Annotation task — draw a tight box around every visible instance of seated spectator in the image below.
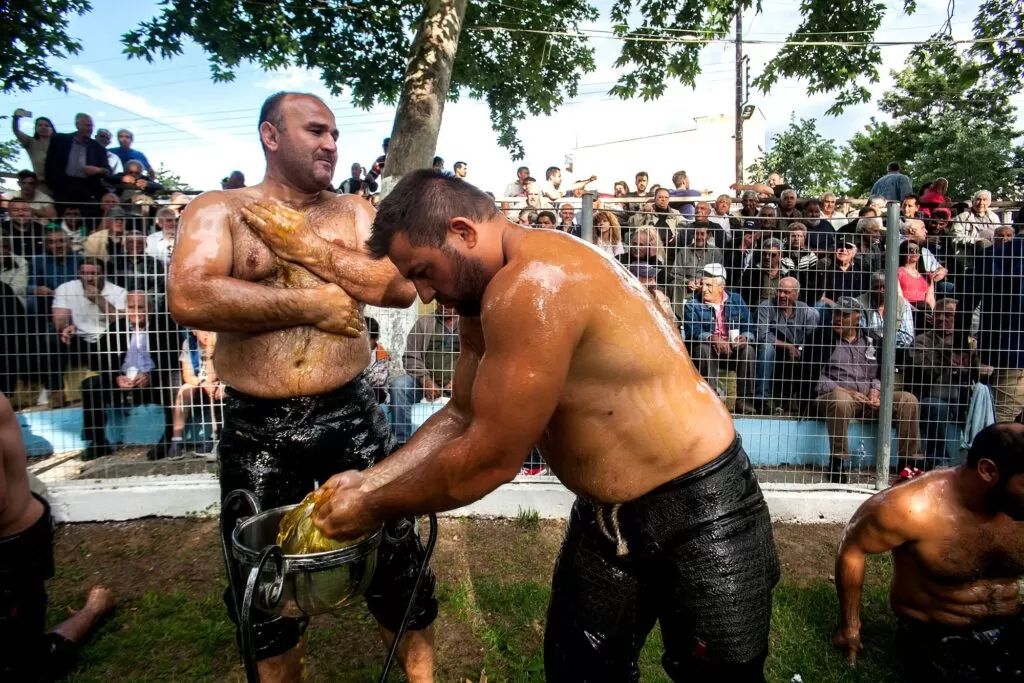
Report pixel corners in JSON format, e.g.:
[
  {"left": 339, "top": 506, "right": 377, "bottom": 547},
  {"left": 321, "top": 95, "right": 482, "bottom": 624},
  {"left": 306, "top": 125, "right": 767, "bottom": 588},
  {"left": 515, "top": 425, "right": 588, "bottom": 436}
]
[
  {"left": 992, "top": 225, "right": 1016, "bottom": 249},
  {"left": 83, "top": 207, "right": 126, "bottom": 262},
  {"left": 736, "top": 190, "right": 760, "bottom": 218},
  {"left": 503, "top": 166, "right": 530, "bottom": 199},
  {"left": 364, "top": 316, "right": 392, "bottom": 405},
  {"left": 108, "top": 231, "right": 166, "bottom": 305},
  {"left": 536, "top": 210, "right": 557, "bottom": 229},
  {"left": 591, "top": 210, "right": 624, "bottom": 256},
  {"left": 754, "top": 276, "right": 819, "bottom": 414},
  {"left": 389, "top": 303, "right": 460, "bottom": 444},
  {"left": 683, "top": 264, "right": 756, "bottom": 414},
  {"left": 98, "top": 192, "right": 120, "bottom": 220},
  {"left": 0, "top": 237, "right": 29, "bottom": 308},
  {"left": 4, "top": 170, "right": 56, "bottom": 222},
  {"left": 918, "top": 177, "right": 948, "bottom": 216},
  {"left": 671, "top": 222, "right": 723, "bottom": 310},
  {"left": 523, "top": 178, "right": 549, "bottom": 209},
  {"left": 725, "top": 224, "right": 762, "bottom": 286},
  {"left": 897, "top": 241, "right": 936, "bottom": 310},
  {"left": 843, "top": 217, "right": 883, "bottom": 274},
  {"left": 739, "top": 237, "right": 784, "bottom": 308},
  {"left": 857, "top": 271, "right": 915, "bottom": 351},
  {"left": 801, "top": 199, "right": 834, "bottom": 252},
  {"left": 900, "top": 194, "right": 924, "bottom": 222},
  {"left": 52, "top": 258, "right": 128, "bottom": 371},
  {"left": 93, "top": 128, "right": 124, "bottom": 175},
  {"left": 953, "top": 189, "right": 1000, "bottom": 248},
  {"left": 813, "top": 235, "right": 868, "bottom": 325},
  {"left": 29, "top": 229, "right": 81, "bottom": 316},
  {"left": 628, "top": 264, "right": 675, "bottom": 324},
  {"left": 167, "top": 192, "right": 191, "bottom": 216},
  {"left": 780, "top": 223, "right": 818, "bottom": 292},
  {"left": 708, "top": 194, "right": 738, "bottom": 245},
  {"left": 907, "top": 298, "right": 977, "bottom": 468},
  {"left": 58, "top": 206, "right": 87, "bottom": 250},
  {"left": 901, "top": 218, "right": 953, "bottom": 295},
  {"left": 517, "top": 208, "right": 537, "bottom": 227},
  {"left": 79, "top": 291, "right": 178, "bottom": 461},
  {"left": 3, "top": 197, "right": 47, "bottom": 259},
  {"left": 558, "top": 203, "right": 581, "bottom": 237},
  {"left": 170, "top": 328, "right": 222, "bottom": 459},
  {"left": 777, "top": 189, "right": 802, "bottom": 230},
  {"left": 756, "top": 205, "right": 780, "bottom": 240},
  {"left": 617, "top": 226, "right": 669, "bottom": 290},
  {"left": 628, "top": 188, "right": 681, "bottom": 258},
  {"left": 145, "top": 207, "right": 177, "bottom": 265},
  {"left": 117, "top": 159, "right": 163, "bottom": 203},
  {"left": 807, "top": 297, "right": 923, "bottom": 482},
  {"left": 821, "top": 192, "right": 848, "bottom": 229},
  {"left": 0, "top": 277, "right": 63, "bottom": 405}
]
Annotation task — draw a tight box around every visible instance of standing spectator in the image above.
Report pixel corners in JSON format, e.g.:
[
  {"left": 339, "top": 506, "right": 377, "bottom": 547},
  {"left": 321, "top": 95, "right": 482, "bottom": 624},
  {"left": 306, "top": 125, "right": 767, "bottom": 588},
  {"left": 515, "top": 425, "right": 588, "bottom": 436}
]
[
  {"left": 79, "top": 291, "right": 178, "bottom": 461},
  {"left": 953, "top": 190, "right": 1001, "bottom": 247},
  {"left": 754, "top": 276, "right": 819, "bottom": 413},
  {"left": 777, "top": 189, "right": 802, "bottom": 230},
  {"left": 683, "top": 264, "right": 757, "bottom": 414},
  {"left": 28, "top": 230, "right": 81, "bottom": 317},
  {"left": 111, "top": 129, "right": 155, "bottom": 178},
  {"left": 43, "top": 113, "right": 109, "bottom": 214},
  {"left": 625, "top": 171, "right": 652, "bottom": 219},
  {"left": 84, "top": 207, "right": 127, "bottom": 263},
  {"left": 364, "top": 136, "right": 388, "bottom": 188},
  {"left": 2, "top": 198, "right": 47, "bottom": 259},
  {"left": 364, "top": 317, "right": 392, "bottom": 405},
  {"left": 870, "top": 161, "right": 913, "bottom": 202},
  {"left": 339, "top": 162, "right": 377, "bottom": 194},
  {"left": 781, "top": 223, "right": 819, "bottom": 293},
  {"left": 901, "top": 195, "right": 924, "bottom": 222},
  {"left": 145, "top": 207, "right": 178, "bottom": 265},
  {"left": 431, "top": 156, "right": 453, "bottom": 178},
  {"left": 907, "top": 298, "right": 977, "bottom": 467},
  {"left": 388, "top": 303, "right": 460, "bottom": 444},
  {"left": 171, "top": 328, "right": 223, "bottom": 458},
  {"left": 591, "top": 210, "right": 623, "bottom": 257},
  {"left": 731, "top": 172, "right": 791, "bottom": 200},
  {"left": 671, "top": 222, "right": 723, "bottom": 309},
  {"left": 4, "top": 171, "right": 56, "bottom": 222},
  {"left": 93, "top": 129, "right": 124, "bottom": 176},
  {"left": 918, "top": 177, "right": 949, "bottom": 217},
  {"left": 11, "top": 109, "right": 55, "bottom": 187},
  {"left": 897, "top": 241, "right": 936, "bottom": 311},
  {"left": 809, "top": 297, "right": 923, "bottom": 482},
  {"left": 503, "top": 166, "right": 530, "bottom": 198},
  {"left": 538, "top": 167, "right": 565, "bottom": 204},
  {"left": 668, "top": 170, "right": 701, "bottom": 219},
  {"left": 452, "top": 161, "right": 468, "bottom": 179}
]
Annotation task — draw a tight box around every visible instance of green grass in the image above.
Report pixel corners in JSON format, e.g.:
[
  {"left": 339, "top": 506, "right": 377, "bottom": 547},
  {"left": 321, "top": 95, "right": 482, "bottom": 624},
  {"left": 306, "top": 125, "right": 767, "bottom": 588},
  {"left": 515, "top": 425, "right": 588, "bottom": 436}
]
[{"left": 514, "top": 507, "right": 541, "bottom": 530}]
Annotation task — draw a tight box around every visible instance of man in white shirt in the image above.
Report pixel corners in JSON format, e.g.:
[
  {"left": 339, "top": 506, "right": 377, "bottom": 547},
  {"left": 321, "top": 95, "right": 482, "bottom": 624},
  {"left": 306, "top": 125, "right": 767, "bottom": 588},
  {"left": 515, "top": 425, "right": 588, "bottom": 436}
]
[
  {"left": 94, "top": 129, "right": 125, "bottom": 176},
  {"left": 537, "top": 166, "right": 565, "bottom": 204},
  {"left": 52, "top": 258, "right": 128, "bottom": 349},
  {"left": 954, "top": 189, "right": 1002, "bottom": 248},
  {"left": 145, "top": 207, "right": 178, "bottom": 265},
  {"left": 503, "top": 166, "right": 530, "bottom": 198}
]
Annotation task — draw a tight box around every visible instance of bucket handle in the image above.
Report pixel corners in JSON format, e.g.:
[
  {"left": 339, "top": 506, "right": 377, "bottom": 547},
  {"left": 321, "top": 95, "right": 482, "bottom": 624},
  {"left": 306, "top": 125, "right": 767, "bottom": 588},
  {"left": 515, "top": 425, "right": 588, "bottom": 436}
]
[{"left": 240, "top": 545, "right": 284, "bottom": 683}]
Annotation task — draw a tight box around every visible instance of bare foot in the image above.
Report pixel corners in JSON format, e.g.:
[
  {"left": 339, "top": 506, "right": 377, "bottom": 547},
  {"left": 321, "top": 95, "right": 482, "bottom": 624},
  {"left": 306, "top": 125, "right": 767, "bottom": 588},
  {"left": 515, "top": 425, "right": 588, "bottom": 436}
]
[{"left": 84, "top": 585, "right": 116, "bottom": 617}]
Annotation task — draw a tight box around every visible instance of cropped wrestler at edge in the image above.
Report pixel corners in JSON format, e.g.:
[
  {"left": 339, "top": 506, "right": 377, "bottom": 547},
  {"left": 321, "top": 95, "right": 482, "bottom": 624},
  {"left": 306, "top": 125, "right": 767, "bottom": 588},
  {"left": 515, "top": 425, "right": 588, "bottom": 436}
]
[
  {"left": 167, "top": 92, "right": 437, "bottom": 683},
  {"left": 271, "top": 169, "right": 781, "bottom": 681},
  {"left": 834, "top": 421, "right": 1024, "bottom": 682}
]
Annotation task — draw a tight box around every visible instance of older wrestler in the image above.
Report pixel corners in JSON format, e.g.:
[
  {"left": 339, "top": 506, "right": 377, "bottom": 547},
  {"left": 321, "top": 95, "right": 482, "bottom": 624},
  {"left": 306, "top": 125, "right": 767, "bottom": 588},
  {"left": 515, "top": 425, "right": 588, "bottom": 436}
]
[
  {"left": 168, "top": 92, "right": 435, "bottom": 683},
  {"left": 834, "top": 422, "right": 1024, "bottom": 682},
  {"left": 280, "top": 170, "right": 781, "bottom": 681}
]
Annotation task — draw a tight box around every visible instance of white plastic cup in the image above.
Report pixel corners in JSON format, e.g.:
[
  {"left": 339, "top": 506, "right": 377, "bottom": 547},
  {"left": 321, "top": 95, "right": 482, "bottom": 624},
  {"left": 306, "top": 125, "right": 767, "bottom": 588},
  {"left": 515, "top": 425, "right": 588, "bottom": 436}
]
[
  {"left": 125, "top": 366, "right": 139, "bottom": 381},
  {"left": 728, "top": 328, "right": 740, "bottom": 343}
]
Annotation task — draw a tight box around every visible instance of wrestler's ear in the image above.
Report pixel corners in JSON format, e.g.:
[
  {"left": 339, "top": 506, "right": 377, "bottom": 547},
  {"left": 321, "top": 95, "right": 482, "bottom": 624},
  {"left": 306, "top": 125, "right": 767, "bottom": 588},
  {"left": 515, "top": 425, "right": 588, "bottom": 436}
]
[
  {"left": 259, "top": 121, "right": 280, "bottom": 153},
  {"left": 977, "top": 458, "right": 1000, "bottom": 484},
  {"left": 448, "top": 217, "right": 479, "bottom": 248}
]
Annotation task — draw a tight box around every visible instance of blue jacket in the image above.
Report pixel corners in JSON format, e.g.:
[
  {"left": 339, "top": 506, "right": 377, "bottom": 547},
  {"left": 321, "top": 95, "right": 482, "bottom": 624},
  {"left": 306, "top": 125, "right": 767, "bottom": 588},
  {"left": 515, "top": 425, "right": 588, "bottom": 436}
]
[{"left": 683, "top": 291, "right": 755, "bottom": 342}]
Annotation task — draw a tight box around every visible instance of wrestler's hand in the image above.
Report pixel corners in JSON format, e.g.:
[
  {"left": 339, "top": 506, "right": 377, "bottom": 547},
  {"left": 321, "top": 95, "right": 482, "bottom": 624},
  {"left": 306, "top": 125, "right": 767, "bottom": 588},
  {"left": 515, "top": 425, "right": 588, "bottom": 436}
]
[
  {"left": 313, "top": 471, "right": 379, "bottom": 541},
  {"left": 315, "top": 283, "right": 364, "bottom": 338},
  {"left": 833, "top": 626, "right": 863, "bottom": 666},
  {"left": 240, "top": 201, "right": 325, "bottom": 265}
]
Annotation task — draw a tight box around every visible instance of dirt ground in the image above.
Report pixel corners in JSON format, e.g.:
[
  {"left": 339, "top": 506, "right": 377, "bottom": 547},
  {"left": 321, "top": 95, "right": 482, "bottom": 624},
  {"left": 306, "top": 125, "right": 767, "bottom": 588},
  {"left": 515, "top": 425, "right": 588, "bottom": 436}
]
[{"left": 47, "top": 518, "right": 863, "bottom": 682}]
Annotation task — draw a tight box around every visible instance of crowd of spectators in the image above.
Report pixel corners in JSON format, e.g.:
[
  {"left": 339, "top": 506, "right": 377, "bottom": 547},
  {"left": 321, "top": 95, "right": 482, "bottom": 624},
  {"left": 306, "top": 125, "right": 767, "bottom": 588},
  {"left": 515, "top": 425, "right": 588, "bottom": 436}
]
[{"left": 4, "top": 114, "right": 1024, "bottom": 482}]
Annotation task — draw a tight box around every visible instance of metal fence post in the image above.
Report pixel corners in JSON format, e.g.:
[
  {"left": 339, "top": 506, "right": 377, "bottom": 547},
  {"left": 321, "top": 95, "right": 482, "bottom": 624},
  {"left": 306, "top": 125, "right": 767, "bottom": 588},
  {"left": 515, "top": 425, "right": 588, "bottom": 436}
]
[
  {"left": 876, "top": 201, "right": 901, "bottom": 489},
  {"left": 581, "top": 192, "right": 595, "bottom": 244}
]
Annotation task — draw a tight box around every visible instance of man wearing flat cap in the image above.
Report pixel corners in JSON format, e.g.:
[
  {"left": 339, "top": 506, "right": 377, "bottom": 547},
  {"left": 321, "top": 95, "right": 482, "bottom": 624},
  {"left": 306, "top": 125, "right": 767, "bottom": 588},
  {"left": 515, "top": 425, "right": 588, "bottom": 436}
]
[{"left": 804, "top": 296, "right": 924, "bottom": 483}]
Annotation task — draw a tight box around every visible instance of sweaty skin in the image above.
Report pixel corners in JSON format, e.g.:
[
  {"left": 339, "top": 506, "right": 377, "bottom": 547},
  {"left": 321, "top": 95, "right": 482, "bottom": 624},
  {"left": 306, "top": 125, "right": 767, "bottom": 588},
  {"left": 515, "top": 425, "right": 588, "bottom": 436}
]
[
  {"left": 169, "top": 189, "right": 411, "bottom": 398},
  {"left": 0, "top": 394, "right": 43, "bottom": 539},
  {"left": 315, "top": 227, "right": 738, "bottom": 538},
  {"left": 834, "top": 469, "right": 1024, "bottom": 664}
]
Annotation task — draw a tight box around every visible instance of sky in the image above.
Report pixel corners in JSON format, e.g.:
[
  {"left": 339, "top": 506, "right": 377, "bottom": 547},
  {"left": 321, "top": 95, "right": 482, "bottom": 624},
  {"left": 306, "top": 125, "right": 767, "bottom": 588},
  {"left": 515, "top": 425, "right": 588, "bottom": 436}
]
[{"left": 2, "top": 0, "right": 1019, "bottom": 196}]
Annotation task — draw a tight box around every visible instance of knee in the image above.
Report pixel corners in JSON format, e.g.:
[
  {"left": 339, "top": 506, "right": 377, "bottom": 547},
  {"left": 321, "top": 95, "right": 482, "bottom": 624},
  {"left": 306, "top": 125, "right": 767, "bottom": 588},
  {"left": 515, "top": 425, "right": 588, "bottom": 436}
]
[
  {"left": 757, "top": 344, "right": 775, "bottom": 363},
  {"left": 894, "top": 391, "right": 919, "bottom": 409},
  {"left": 391, "top": 374, "right": 416, "bottom": 393},
  {"left": 693, "top": 343, "right": 713, "bottom": 361},
  {"left": 736, "top": 344, "right": 756, "bottom": 362}
]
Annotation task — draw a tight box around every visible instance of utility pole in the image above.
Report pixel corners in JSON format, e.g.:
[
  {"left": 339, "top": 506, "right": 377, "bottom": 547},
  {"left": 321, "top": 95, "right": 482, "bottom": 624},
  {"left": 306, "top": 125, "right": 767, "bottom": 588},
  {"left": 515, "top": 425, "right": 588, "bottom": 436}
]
[{"left": 734, "top": 4, "right": 744, "bottom": 193}]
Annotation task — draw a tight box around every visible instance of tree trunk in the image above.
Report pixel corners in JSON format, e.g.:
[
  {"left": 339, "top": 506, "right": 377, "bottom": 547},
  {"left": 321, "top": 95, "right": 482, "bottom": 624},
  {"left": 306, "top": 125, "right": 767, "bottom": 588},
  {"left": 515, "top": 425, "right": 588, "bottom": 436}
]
[{"left": 380, "top": 0, "right": 468, "bottom": 198}]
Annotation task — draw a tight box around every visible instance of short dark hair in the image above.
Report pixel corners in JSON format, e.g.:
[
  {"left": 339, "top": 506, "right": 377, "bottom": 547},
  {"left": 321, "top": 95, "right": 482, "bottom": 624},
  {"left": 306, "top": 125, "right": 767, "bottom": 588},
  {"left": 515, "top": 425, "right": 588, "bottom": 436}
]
[
  {"left": 524, "top": 176, "right": 537, "bottom": 184},
  {"left": 365, "top": 315, "right": 380, "bottom": 340},
  {"left": 537, "top": 210, "right": 557, "bottom": 224},
  {"left": 516, "top": 166, "right": 529, "bottom": 175},
  {"left": 80, "top": 257, "right": 105, "bottom": 273},
  {"left": 545, "top": 166, "right": 560, "bottom": 180},
  {"left": 887, "top": 161, "right": 901, "bottom": 173},
  {"left": 903, "top": 193, "right": 919, "bottom": 203},
  {"left": 7, "top": 196, "right": 28, "bottom": 207},
  {"left": 454, "top": 161, "right": 467, "bottom": 171},
  {"left": 17, "top": 169, "right": 37, "bottom": 181},
  {"left": 967, "top": 423, "right": 1024, "bottom": 476},
  {"left": 432, "top": 156, "right": 444, "bottom": 166},
  {"left": 258, "top": 91, "right": 327, "bottom": 153},
  {"left": 366, "top": 168, "right": 501, "bottom": 259},
  {"left": 636, "top": 171, "right": 649, "bottom": 180}
]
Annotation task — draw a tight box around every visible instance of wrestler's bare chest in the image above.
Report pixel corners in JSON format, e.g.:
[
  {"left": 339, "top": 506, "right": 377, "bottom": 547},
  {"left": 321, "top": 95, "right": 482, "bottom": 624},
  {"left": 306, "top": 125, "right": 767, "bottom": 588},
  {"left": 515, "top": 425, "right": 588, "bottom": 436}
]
[{"left": 907, "top": 517, "right": 1024, "bottom": 584}]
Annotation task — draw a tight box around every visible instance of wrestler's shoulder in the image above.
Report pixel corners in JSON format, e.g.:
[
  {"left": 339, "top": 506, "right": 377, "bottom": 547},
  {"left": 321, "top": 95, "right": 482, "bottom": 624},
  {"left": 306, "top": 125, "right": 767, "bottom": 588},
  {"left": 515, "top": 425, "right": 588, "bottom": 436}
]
[
  {"left": 318, "top": 191, "right": 374, "bottom": 215},
  {"left": 863, "top": 471, "right": 951, "bottom": 527},
  {"left": 181, "top": 188, "right": 260, "bottom": 214}
]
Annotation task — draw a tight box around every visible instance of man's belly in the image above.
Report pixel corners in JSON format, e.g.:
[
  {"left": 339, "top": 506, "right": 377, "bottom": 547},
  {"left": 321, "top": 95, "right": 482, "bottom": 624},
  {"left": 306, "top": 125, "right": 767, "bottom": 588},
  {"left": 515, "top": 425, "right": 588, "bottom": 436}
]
[
  {"left": 892, "top": 573, "right": 1022, "bottom": 626},
  {"left": 215, "top": 327, "right": 371, "bottom": 399}
]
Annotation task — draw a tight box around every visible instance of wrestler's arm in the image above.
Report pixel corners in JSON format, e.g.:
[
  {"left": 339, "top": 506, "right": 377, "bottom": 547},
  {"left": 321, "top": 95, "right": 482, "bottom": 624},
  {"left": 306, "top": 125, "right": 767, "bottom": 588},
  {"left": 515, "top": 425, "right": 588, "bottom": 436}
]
[
  {"left": 835, "top": 490, "right": 916, "bottom": 645},
  {"left": 167, "top": 192, "right": 331, "bottom": 333},
  {"left": 315, "top": 271, "right": 581, "bottom": 537},
  {"left": 293, "top": 198, "right": 415, "bottom": 308}
]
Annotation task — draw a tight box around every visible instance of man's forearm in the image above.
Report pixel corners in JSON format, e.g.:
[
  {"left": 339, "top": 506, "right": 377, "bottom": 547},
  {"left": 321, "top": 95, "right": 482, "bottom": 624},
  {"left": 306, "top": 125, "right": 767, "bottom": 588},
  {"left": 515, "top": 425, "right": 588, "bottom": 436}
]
[
  {"left": 361, "top": 410, "right": 517, "bottom": 519},
  {"left": 168, "top": 277, "right": 321, "bottom": 332},
  {"left": 303, "top": 243, "right": 415, "bottom": 308},
  {"left": 836, "top": 550, "right": 866, "bottom": 630}
]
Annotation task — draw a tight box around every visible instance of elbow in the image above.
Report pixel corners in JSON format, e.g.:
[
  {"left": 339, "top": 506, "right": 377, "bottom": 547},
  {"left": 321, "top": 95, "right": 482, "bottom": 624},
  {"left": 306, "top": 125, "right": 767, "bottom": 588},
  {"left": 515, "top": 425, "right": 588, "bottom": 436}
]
[
  {"left": 167, "top": 280, "right": 208, "bottom": 328},
  {"left": 382, "top": 280, "right": 417, "bottom": 309}
]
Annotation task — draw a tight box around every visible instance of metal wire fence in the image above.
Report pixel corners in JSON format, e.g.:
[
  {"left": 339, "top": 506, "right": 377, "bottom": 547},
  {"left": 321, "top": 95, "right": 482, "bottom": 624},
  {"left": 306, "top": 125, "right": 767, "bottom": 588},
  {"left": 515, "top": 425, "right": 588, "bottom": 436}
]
[{"left": 4, "top": 193, "right": 1022, "bottom": 490}]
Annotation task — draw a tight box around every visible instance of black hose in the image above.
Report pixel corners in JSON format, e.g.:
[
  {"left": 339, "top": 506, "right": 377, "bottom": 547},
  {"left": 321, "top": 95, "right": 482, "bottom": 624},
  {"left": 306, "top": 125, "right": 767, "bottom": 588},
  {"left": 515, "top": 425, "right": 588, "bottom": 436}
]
[{"left": 378, "top": 513, "right": 438, "bottom": 682}]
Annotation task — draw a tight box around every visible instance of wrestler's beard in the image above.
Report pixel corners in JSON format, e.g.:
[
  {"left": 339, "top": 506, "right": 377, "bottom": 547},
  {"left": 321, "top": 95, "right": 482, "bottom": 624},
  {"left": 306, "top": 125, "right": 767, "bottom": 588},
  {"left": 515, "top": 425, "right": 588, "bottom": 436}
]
[
  {"left": 441, "top": 245, "right": 487, "bottom": 317},
  {"left": 987, "top": 482, "right": 1024, "bottom": 521}
]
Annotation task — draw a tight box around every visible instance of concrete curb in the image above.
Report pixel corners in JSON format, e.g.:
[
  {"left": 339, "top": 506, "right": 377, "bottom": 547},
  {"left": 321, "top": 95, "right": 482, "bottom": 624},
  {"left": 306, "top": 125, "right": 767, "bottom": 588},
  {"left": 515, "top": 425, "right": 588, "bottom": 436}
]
[{"left": 48, "top": 474, "right": 872, "bottom": 524}]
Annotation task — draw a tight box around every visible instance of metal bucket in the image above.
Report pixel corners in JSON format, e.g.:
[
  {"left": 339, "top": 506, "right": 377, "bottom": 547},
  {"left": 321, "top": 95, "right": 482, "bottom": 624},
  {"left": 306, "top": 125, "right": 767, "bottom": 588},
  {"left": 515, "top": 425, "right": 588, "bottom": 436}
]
[{"left": 230, "top": 504, "right": 381, "bottom": 618}]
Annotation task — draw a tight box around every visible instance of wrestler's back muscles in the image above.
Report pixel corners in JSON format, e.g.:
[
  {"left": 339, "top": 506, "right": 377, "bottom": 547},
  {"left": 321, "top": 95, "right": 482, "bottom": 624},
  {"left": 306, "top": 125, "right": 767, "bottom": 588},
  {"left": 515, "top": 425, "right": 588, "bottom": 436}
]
[
  {"left": 0, "top": 394, "right": 43, "bottom": 537},
  {"left": 465, "top": 230, "right": 737, "bottom": 503},
  {"left": 186, "top": 188, "right": 372, "bottom": 399}
]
